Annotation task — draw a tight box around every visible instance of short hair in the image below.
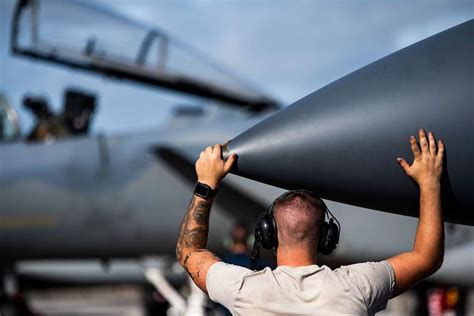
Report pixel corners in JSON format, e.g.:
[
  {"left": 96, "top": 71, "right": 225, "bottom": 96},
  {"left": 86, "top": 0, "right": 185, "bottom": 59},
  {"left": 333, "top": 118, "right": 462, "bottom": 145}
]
[{"left": 273, "top": 190, "right": 326, "bottom": 249}]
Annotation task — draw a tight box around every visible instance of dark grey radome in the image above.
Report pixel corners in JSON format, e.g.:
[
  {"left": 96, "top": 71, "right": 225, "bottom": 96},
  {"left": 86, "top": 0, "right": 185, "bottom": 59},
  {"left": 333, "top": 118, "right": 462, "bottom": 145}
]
[{"left": 224, "top": 20, "right": 473, "bottom": 226}]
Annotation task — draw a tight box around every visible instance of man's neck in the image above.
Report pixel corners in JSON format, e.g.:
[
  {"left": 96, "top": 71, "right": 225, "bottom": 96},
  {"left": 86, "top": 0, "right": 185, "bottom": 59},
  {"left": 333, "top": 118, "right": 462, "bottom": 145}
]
[{"left": 276, "top": 247, "right": 317, "bottom": 267}]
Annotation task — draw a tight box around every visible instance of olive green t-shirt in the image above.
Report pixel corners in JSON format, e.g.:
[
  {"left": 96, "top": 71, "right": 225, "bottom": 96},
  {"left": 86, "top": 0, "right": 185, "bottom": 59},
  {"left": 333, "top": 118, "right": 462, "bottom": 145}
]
[{"left": 206, "top": 261, "right": 394, "bottom": 315}]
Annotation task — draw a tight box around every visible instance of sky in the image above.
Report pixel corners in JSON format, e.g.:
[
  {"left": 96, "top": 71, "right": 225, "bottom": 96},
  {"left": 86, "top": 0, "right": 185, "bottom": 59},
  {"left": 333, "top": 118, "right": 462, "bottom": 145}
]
[{"left": 0, "top": 0, "right": 472, "bottom": 135}]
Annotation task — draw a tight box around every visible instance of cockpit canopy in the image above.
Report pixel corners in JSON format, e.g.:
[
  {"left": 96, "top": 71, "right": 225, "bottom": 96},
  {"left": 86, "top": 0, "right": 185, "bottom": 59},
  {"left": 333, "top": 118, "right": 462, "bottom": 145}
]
[{"left": 11, "top": 0, "right": 279, "bottom": 113}]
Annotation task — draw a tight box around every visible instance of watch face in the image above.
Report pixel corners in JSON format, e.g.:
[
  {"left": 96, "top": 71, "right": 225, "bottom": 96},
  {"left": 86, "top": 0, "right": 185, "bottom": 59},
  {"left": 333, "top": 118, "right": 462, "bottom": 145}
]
[{"left": 195, "top": 183, "right": 210, "bottom": 197}]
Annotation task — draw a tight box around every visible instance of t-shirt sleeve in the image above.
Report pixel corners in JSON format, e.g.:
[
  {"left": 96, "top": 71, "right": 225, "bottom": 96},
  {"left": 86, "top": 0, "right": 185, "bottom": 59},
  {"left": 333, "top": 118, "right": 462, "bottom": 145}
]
[
  {"left": 341, "top": 261, "right": 395, "bottom": 314},
  {"left": 206, "top": 261, "right": 252, "bottom": 311}
]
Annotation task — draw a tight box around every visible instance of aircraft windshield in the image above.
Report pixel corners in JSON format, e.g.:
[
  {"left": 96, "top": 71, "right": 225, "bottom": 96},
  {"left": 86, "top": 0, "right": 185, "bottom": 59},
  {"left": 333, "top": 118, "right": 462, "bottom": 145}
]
[{"left": 12, "top": 0, "right": 278, "bottom": 111}]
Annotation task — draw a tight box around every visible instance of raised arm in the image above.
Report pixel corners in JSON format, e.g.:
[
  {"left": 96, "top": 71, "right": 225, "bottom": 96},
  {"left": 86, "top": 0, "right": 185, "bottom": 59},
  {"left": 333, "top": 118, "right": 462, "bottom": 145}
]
[
  {"left": 387, "top": 129, "right": 444, "bottom": 297},
  {"left": 176, "top": 144, "right": 237, "bottom": 293}
]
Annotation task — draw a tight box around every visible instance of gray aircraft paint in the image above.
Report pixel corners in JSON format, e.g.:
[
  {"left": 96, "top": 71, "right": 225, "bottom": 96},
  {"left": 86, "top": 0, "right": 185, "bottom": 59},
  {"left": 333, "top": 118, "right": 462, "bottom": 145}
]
[
  {"left": 225, "top": 20, "right": 474, "bottom": 226},
  {"left": 0, "top": 111, "right": 264, "bottom": 259}
]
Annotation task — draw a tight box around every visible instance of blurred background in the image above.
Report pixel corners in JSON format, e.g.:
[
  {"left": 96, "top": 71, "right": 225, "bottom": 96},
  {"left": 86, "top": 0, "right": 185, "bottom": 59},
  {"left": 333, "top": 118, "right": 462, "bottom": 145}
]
[{"left": 0, "top": 0, "right": 473, "bottom": 315}]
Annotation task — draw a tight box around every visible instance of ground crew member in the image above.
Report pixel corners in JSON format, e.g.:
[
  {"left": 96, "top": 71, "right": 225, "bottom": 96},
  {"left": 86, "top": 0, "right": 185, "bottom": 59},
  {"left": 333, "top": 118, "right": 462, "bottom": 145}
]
[{"left": 176, "top": 129, "right": 444, "bottom": 315}]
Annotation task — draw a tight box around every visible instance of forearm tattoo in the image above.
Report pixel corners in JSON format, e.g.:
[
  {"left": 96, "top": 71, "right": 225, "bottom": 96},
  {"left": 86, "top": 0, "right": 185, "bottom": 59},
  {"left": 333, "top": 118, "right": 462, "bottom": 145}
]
[{"left": 176, "top": 195, "right": 212, "bottom": 265}]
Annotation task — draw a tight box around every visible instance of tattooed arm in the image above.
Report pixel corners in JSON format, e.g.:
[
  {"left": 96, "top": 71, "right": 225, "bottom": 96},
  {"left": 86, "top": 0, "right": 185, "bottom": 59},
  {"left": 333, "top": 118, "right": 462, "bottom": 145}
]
[
  {"left": 176, "top": 195, "right": 219, "bottom": 293},
  {"left": 176, "top": 144, "right": 237, "bottom": 293}
]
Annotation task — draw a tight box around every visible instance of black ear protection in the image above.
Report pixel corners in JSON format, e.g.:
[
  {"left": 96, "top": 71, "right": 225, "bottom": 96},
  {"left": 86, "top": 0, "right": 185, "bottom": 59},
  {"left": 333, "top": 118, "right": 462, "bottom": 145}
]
[{"left": 250, "top": 190, "right": 340, "bottom": 270}]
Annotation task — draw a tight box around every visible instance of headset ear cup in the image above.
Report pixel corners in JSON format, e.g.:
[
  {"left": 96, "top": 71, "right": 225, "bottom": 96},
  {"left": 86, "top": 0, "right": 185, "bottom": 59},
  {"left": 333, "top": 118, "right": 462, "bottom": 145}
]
[
  {"left": 270, "top": 214, "right": 278, "bottom": 248},
  {"left": 328, "top": 220, "right": 339, "bottom": 253},
  {"left": 320, "top": 219, "right": 339, "bottom": 255},
  {"left": 318, "top": 221, "right": 329, "bottom": 254},
  {"left": 258, "top": 212, "right": 278, "bottom": 250}
]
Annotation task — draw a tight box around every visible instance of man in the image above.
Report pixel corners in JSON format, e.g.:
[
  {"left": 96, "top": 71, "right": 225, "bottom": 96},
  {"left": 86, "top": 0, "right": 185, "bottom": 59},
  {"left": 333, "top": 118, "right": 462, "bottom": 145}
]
[{"left": 176, "top": 129, "right": 444, "bottom": 315}]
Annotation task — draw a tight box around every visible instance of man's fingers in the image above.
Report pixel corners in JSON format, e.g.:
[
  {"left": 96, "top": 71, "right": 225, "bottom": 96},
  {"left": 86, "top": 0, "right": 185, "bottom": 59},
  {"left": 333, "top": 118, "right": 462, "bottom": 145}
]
[
  {"left": 224, "top": 154, "right": 237, "bottom": 173},
  {"left": 213, "top": 144, "right": 222, "bottom": 158},
  {"left": 397, "top": 157, "right": 410, "bottom": 173},
  {"left": 419, "top": 129, "right": 428, "bottom": 154},
  {"left": 437, "top": 140, "right": 445, "bottom": 158},
  {"left": 410, "top": 136, "right": 421, "bottom": 160},
  {"left": 205, "top": 146, "right": 213, "bottom": 155},
  {"left": 428, "top": 132, "right": 436, "bottom": 155}
]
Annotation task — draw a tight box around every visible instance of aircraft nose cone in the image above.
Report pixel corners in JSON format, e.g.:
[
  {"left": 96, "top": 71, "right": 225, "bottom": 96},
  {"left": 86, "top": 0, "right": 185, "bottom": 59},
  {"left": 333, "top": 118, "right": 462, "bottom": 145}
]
[{"left": 225, "top": 20, "right": 474, "bottom": 226}]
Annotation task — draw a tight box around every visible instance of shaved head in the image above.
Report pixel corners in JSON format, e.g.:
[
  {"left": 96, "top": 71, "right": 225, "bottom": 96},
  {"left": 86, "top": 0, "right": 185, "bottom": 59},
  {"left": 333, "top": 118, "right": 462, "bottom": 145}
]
[{"left": 273, "top": 191, "right": 326, "bottom": 252}]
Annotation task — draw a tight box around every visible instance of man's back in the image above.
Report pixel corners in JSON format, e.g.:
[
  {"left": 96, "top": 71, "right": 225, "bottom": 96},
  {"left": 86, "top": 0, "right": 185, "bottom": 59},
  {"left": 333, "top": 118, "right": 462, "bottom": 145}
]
[{"left": 207, "top": 261, "right": 394, "bottom": 316}]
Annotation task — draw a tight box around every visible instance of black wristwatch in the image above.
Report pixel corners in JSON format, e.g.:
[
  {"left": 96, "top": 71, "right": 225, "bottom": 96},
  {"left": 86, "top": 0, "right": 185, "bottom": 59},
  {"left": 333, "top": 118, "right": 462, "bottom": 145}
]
[{"left": 194, "top": 182, "right": 217, "bottom": 200}]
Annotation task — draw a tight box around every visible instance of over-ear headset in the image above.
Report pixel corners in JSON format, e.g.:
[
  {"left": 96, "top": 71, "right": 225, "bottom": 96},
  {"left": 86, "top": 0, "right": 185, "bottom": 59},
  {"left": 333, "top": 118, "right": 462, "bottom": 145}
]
[{"left": 250, "top": 190, "right": 340, "bottom": 270}]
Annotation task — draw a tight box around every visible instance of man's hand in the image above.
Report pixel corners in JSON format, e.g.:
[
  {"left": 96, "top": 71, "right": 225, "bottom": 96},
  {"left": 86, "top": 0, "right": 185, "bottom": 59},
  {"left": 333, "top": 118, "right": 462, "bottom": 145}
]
[
  {"left": 387, "top": 129, "right": 444, "bottom": 298},
  {"left": 196, "top": 144, "right": 237, "bottom": 189},
  {"left": 397, "top": 129, "right": 444, "bottom": 188}
]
